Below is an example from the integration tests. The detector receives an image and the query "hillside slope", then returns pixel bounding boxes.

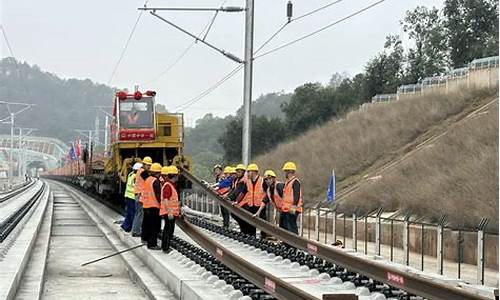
[255,87,498,227]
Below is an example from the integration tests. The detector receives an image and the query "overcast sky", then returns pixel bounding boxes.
[2,0,442,126]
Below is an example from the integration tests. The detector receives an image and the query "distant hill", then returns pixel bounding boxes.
[0,58,113,143]
[236,92,290,120]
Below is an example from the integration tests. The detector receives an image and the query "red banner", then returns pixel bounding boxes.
[119,129,155,141]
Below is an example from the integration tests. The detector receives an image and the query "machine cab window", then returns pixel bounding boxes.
[118,98,154,129]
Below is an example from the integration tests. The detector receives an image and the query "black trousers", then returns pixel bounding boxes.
[142,207,160,248]
[161,216,176,251]
[220,206,230,228]
[280,212,299,235]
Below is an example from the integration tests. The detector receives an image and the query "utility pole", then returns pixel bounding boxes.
[10,113,14,183]
[104,115,109,154]
[15,127,36,178]
[0,101,34,187]
[140,4,250,161]
[242,0,255,165]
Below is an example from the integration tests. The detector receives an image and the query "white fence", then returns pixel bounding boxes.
[372,56,499,103]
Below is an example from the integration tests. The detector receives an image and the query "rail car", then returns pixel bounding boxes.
[44,89,191,205]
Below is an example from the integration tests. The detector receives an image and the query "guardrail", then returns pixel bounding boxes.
[299,207,498,286]
[372,56,499,103]
[180,167,491,300]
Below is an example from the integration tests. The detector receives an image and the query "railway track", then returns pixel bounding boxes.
[0,179,36,204]
[48,174,493,300]
[0,181,45,242]
[180,167,491,300]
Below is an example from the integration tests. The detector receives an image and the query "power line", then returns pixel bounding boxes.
[107,0,149,86]
[254,0,388,60]
[255,0,343,54]
[174,64,243,112]
[1,25,16,58]
[142,0,229,86]
[172,0,356,112]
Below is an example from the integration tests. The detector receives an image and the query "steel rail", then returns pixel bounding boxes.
[180,167,491,300]
[0,182,45,242]
[49,178,320,300]
[177,217,319,300]
[0,180,36,203]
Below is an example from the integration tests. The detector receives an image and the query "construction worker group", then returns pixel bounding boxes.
[121,156,303,252]
[121,156,181,252]
[212,161,303,237]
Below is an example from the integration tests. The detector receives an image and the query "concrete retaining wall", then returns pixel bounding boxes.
[301,214,498,269]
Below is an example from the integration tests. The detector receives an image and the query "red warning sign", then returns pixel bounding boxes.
[307,243,318,254]
[387,272,405,286]
[265,278,276,292]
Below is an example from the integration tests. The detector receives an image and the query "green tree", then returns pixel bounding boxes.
[402,6,448,82]
[281,83,339,135]
[363,35,405,98]
[219,116,286,163]
[444,0,499,67]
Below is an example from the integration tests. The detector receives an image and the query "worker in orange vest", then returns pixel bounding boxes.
[131,156,152,238]
[159,166,180,253]
[141,162,162,250]
[253,170,284,227]
[280,161,303,235]
[230,163,267,237]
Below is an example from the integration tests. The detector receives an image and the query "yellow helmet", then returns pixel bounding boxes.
[150,162,162,173]
[161,165,178,175]
[264,169,277,178]
[247,163,259,171]
[282,161,297,171]
[235,164,246,171]
[229,167,237,174]
[223,166,232,174]
[143,156,153,165]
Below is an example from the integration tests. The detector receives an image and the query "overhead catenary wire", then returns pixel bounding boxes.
[1,25,16,58]
[107,0,150,86]
[173,0,350,112]
[174,64,243,112]
[254,0,388,60]
[142,0,229,85]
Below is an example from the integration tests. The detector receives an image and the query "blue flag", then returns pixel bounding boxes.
[326,171,335,203]
[69,143,77,161]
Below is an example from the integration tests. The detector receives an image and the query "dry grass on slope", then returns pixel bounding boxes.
[340,100,498,228]
[254,88,498,211]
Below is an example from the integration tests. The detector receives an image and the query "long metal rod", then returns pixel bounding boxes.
[241,0,254,165]
[180,168,490,300]
[81,244,144,266]
[150,11,243,64]
[139,7,244,12]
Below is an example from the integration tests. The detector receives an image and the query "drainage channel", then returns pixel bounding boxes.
[40,184,149,299]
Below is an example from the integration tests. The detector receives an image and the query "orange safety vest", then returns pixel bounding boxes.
[142,176,160,209]
[267,182,283,211]
[160,181,180,216]
[238,176,265,208]
[282,177,303,213]
[135,168,145,202]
